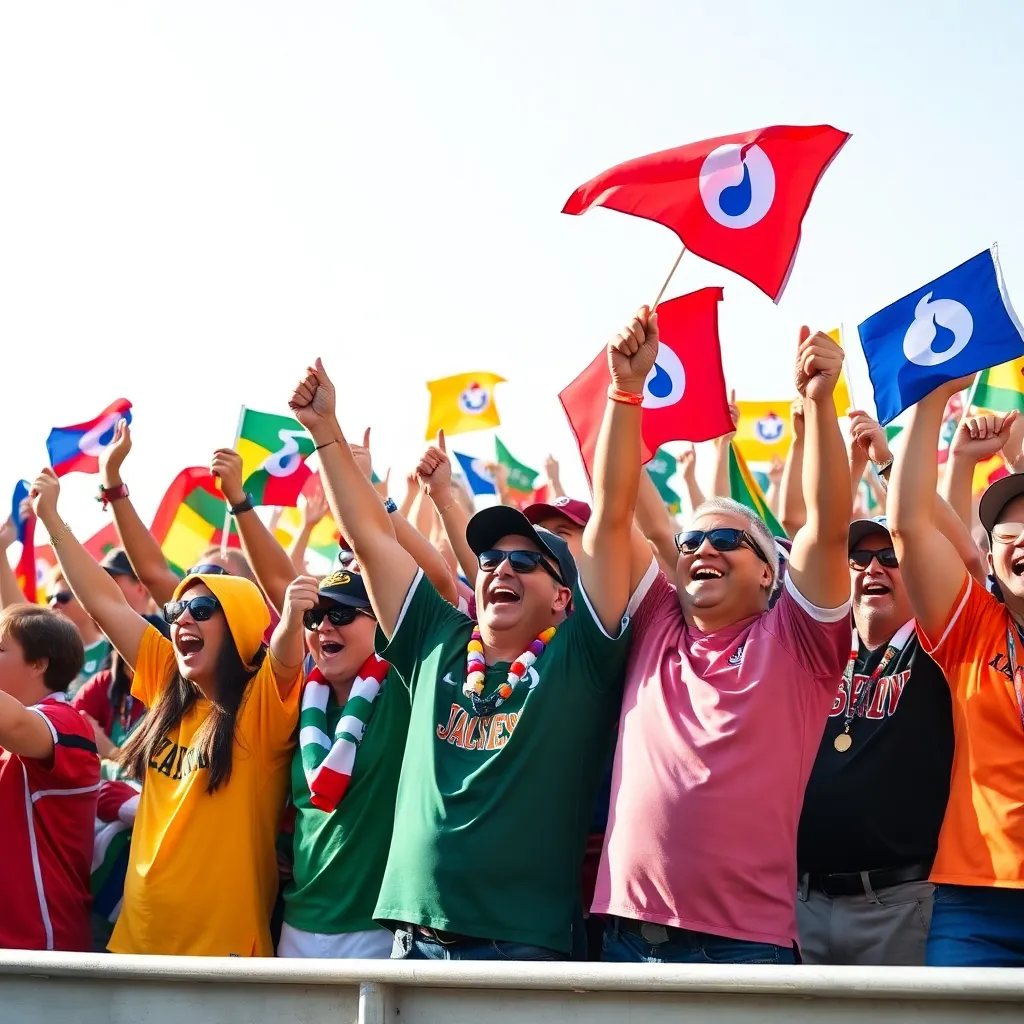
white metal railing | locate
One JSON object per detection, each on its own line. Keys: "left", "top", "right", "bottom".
{"left": 2, "top": 952, "right": 1023, "bottom": 1024}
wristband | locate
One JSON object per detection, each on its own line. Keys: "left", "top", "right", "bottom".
{"left": 607, "top": 386, "right": 644, "bottom": 407}
{"left": 229, "top": 494, "right": 255, "bottom": 515}
{"left": 383, "top": 497, "right": 398, "bottom": 514}
{"left": 872, "top": 455, "right": 894, "bottom": 476}
{"left": 98, "top": 483, "right": 129, "bottom": 511}
{"left": 48, "top": 521, "right": 74, "bottom": 547}
{"left": 315, "top": 439, "right": 337, "bottom": 451}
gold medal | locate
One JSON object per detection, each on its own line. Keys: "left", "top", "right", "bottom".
{"left": 834, "top": 732, "right": 852, "bottom": 753}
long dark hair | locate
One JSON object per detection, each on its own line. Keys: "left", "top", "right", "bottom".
{"left": 118, "top": 638, "right": 266, "bottom": 793}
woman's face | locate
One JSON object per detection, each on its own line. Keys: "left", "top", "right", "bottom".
{"left": 305, "top": 602, "right": 376, "bottom": 686}
{"left": 170, "top": 582, "right": 229, "bottom": 683}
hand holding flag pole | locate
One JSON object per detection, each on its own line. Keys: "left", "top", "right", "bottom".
{"left": 220, "top": 406, "right": 246, "bottom": 557}
{"left": 651, "top": 245, "right": 687, "bottom": 310}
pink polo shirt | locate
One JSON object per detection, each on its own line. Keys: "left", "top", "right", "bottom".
{"left": 593, "top": 563, "right": 850, "bottom": 948}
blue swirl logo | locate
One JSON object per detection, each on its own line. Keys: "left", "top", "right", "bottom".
{"left": 902, "top": 293, "right": 973, "bottom": 367}
{"left": 642, "top": 346, "right": 686, "bottom": 409}
{"left": 698, "top": 144, "right": 776, "bottom": 229}
{"left": 458, "top": 383, "right": 490, "bottom": 415}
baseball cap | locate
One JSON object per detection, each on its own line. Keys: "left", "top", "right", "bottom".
{"left": 848, "top": 516, "right": 892, "bottom": 550}
{"left": 523, "top": 497, "right": 592, "bottom": 529}
{"left": 100, "top": 548, "right": 137, "bottom": 579}
{"left": 979, "top": 474, "right": 1024, "bottom": 534}
{"left": 465, "top": 505, "right": 578, "bottom": 592}
{"left": 318, "top": 569, "right": 371, "bottom": 609}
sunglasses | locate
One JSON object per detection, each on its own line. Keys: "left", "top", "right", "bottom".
{"left": 163, "top": 595, "right": 221, "bottom": 624}
{"left": 675, "top": 528, "right": 769, "bottom": 565}
{"left": 478, "top": 549, "right": 566, "bottom": 586}
{"left": 849, "top": 548, "right": 899, "bottom": 570}
{"left": 992, "top": 522, "right": 1024, "bottom": 544}
{"left": 188, "top": 563, "right": 230, "bottom": 576}
{"left": 302, "top": 604, "right": 373, "bottom": 631}
{"left": 48, "top": 591, "right": 74, "bottom": 606}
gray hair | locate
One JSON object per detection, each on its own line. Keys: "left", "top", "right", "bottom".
{"left": 685, "top": 497, "right": 779, "bottom": 592}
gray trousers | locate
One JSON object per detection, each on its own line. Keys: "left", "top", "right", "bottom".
{"left": 796, "top": 874, "right": 934, "bottom": 965}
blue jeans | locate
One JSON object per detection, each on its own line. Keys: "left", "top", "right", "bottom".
{"left": 602, "top": 918, "right": 797, "bottom": 964}
{"left": 391, "top": 927, "right": 565, "bottom": 961}
{"left": 926, "top": 885, "right": 1024, "bottom": 967}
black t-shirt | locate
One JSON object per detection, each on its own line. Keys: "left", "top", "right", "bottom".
{"left": 797, "top": 627, "right": 954, "bottom": 874}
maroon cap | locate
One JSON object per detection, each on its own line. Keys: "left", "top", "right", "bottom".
{"left": 523, "top": 496, "right": 592, "bottom": 529}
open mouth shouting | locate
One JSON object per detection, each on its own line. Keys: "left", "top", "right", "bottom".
{"left": 174, "top": 629, "right": 205, "bottom": 661}
{"left": 1012, "top": 554, "right": 1024, "bottom": 577}
{"left": 487, "top": 582, "right": 522, "bottom": 605}
{"left": 319, "top": 639, "right": 345, "bottom": 660}
{"left": 690, "top": 562, "right": 725, "bottom": 583}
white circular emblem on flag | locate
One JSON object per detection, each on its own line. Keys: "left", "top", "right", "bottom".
{"left": 642, "top": 347, "right": 686, "bottom": 409}
{"left": 903, "top": 292, "right": 973, "bottom": 367}
{"left": 469, "top": 458, "right": 493, "bottom": 482}
{"left": 754, "top": 412, "right": 785, "bottom": 443}
{"left": 698, "top": 144, "right": 776, "bottom": 229}
{"left": 458, "top": 382, "right": 490, "bottom": 415}
{"left": 78, "top": 412, "right": 122, "bottom": 456}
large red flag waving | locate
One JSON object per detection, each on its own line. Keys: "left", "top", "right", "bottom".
{"left": 562, "top": 124, "right": 850, "bottom": 302}
{"left": 560, "top": 288, "right": 732, "bottom": 484}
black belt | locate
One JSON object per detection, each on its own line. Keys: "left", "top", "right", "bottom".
{"left": 806, "top": 861, "right": 932, "bottom": 897}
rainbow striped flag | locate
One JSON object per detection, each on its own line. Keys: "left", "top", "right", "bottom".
{"left": 971, "top": 357, "right": 1024, "bottom": 414}
{"left": 274, "top": 507, "right": 341, "bottom": 565}
{"left": 728, "top": 441, "right": 787, "bottom": 538}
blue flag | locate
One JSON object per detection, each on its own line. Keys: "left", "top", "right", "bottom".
{"left": 453, "top": 452, "right": 496, "bottom": 496}
{"left": 858, "top": 247, "right": 1024, "bottom": 425}
{"left": 11, "top": 480, "right": 31, "bottom": 545}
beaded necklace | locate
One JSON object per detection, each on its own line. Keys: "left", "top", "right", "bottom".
{"left": 463, "top": 625, "right": 557, "bottom": 717}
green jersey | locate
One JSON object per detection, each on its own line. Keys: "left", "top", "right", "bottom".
{"left": 284, "top": 667, "right": 411, "bottom": 935}
{"left": 373, "top": 571, "right": 629, "bottom": 954}
{"left": 67, "top": 636, "right": 111, "bottom": 699}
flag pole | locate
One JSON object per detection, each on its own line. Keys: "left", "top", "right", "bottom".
{"left": 958, "top": 373, "right": 981, "bottom": 428}
{"left": 837, "top": 323, "right": 857, "bottom": 414}
{"left": 651, "top": 244, "right": 687, "bottom": 310}
{"left": 220, "top": 405, "right": 246, "bottom": 557}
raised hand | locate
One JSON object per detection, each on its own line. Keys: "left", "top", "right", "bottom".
{"left": 767, "top": 454, "right": 785, "bottom": 485}
{"left": 301, "top": 483, "right": 329, "bottom": 527}
{"left": 544, "top": 454, "right": 560, "bottom": 483}
{"left": 608, "top": 306, "right": 659, "bottom": 395}
{"left": 0, "top": 516, "right": 17, "bottom": 551}
{"left": 211, "top": 448, "right": 246, "bottom": 507}
{"left": 679, "top": 443, "right": 697, "bottom": 482}
{"left": 950, "top": 411, "right": 1020, "bottom": 464}
{"left": 795, "top": 326, "right": 845, "bottom": 402}
{"left": 348, "top": 428, "right": 373, "bottom": 481}
{"left": 848, "top": 410, "right": 892, "bottom": 466}
{"left": 29, "top": 468, "right": 60, "bottom": 522}
{"left": 281, "top": 575, "right": 321, "bottom": 633}
{"left": 790, "top": 397, "right": 805, "bottom": 440}
{"left": 99, "top": 419, "right": 132, "bottom": 486}
{"left": 289, "top": 358, "right": 337, "bottom": 435}
{"left": 416, "top": 429, "right": 453, "bottom": 503}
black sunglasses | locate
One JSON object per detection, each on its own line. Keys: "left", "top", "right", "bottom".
{"left": 48, "top": 591, "right": 74, "bottom": 606}
{"left": 163, "top": 595, "right": 221, "bottom": 624}
{"left": 675, "top": 528, "right": 769, "bottom": 565}
{"left": 188, "top": 563, "right": 230, "bottom": 576}
{"left": 478, "top": 548, "right": 566, "bottom": 586}
{"left": 303, "top": 604, "right": 373, "bottom": 631}
{"left": 849, "top": 548, "right": 899, "bottom": 570}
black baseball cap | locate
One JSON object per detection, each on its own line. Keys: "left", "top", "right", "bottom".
{"left": 848, "top": 516, "right": 892, "bottom": 550}
{"left": 465, "top": 505, "right": 578, "bottom": 592}
{"left": 317, "top": 570, "right": 371, "bottom": 609}
{"left": 101, "top": 548, "right": 137, "bottom": 579}
{"left": 979, "top": 475, "right": 1024, "bottom": 534}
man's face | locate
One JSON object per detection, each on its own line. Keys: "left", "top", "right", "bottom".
{"left": 47, "top": 575, "right": 92, "bottom": 635}
{"left": 111, "top": 573, "right": 151, "bottom": 614}
{"left": 534, "top": 515, "right": 584, "bottom": 564}
{"left": 474, "top": 534, "right": 570, "bottom": 634}
{"left": 850, "top": 532, "right": 912, "bottom": 632}
{"left": 989, "top": 494, "right": 1024, "bottom": 600}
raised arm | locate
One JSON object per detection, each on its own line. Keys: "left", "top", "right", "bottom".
{"left": 29, "top": 470, "right": 148, "bottom": 669}
{"left": 709, "top": 390, "right": 739, "bottom": 498}
{"left": 579, "top": 307, "right": 657, "bottom": 633}
{"left": 785, "top": 328, "right": 851, "bottom": 609}
{"left": 288, "top": 484, "right": 330, "bottom": 576}
{"left": 943, "top": 413, "right": 1018, "bottom": 531}
{"left": 543, "top": 455, "right": 567, "bottom": 500}
{"left": 779, "top": 399, "right": 807, "bottom": 537}
{"left": 0, "top": 518, "right": 27, "bottom": 608}
{"left": 99, "top": 420, "right": 181, "bottom": 605}
{"left": 888, "top": 377, "right": 985, "bottom": 639}
{"left": 764, "top": 456, "right": 784, "bottom": 517}
{"left": 419, "top": 430, "right": 478, "bottom": 587}
{"left": 634, "top": 468, "right": 678, "bottom": 579}
{"left": 210, "top": 448, "right": 298, "bottom": 615}
{"left": 677, "top": 444, "right": 705, "bottom": 513}
{"left": 288, "top": 360, "right": 417, "bottom": 637}
{"left": 269, "top": 576, "right": 319, "bottom": 693}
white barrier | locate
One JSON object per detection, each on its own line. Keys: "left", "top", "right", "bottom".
{"left": 1, "top": 952, "right": 1023, "bottom": 1024}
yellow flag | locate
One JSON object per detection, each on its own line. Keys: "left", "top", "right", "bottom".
{"left": 827, "top": 327, "right": 852, "bottom": 417}
{"left": 425, "top": 372, "right": 505, "bottom": 440}
{"left": 735, "top": 401, "right": 792, "bottom": 461}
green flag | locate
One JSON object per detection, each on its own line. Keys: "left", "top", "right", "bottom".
{"left": 645, "top": 447, "right": 681, "bottom": 514}
{"left": 494, "top": 437, "right": 538, "bottom": 493}
{"left": 727, "top": 442, "right": 787, "bottom": 539}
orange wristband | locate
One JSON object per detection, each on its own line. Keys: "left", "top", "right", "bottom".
{"left": 607, "top": 386, "right": 644, "bottom": 406}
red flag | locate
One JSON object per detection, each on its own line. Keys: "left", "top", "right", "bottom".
{"left": 559, "top": 288, "right": 732, "bottom": 483}
{"left": 562, "top": 124, "right": 850, "bottom": 302}
{"left": 14, "top": 516, "right": 37, "bottom": 604}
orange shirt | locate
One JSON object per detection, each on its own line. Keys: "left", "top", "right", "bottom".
{"left": 920, "top": 575, "right": 1024, "bottom": 887}
{"left": 109, "top": 627, "right": 300, "bottom": 955}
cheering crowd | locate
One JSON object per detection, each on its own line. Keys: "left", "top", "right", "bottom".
{"left": 3, "top": 313, "right": 1024, "bottom": 969}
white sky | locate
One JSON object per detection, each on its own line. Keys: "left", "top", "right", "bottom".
{"left": 2, "top": 0, "right": 1023, "bottom": 541}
